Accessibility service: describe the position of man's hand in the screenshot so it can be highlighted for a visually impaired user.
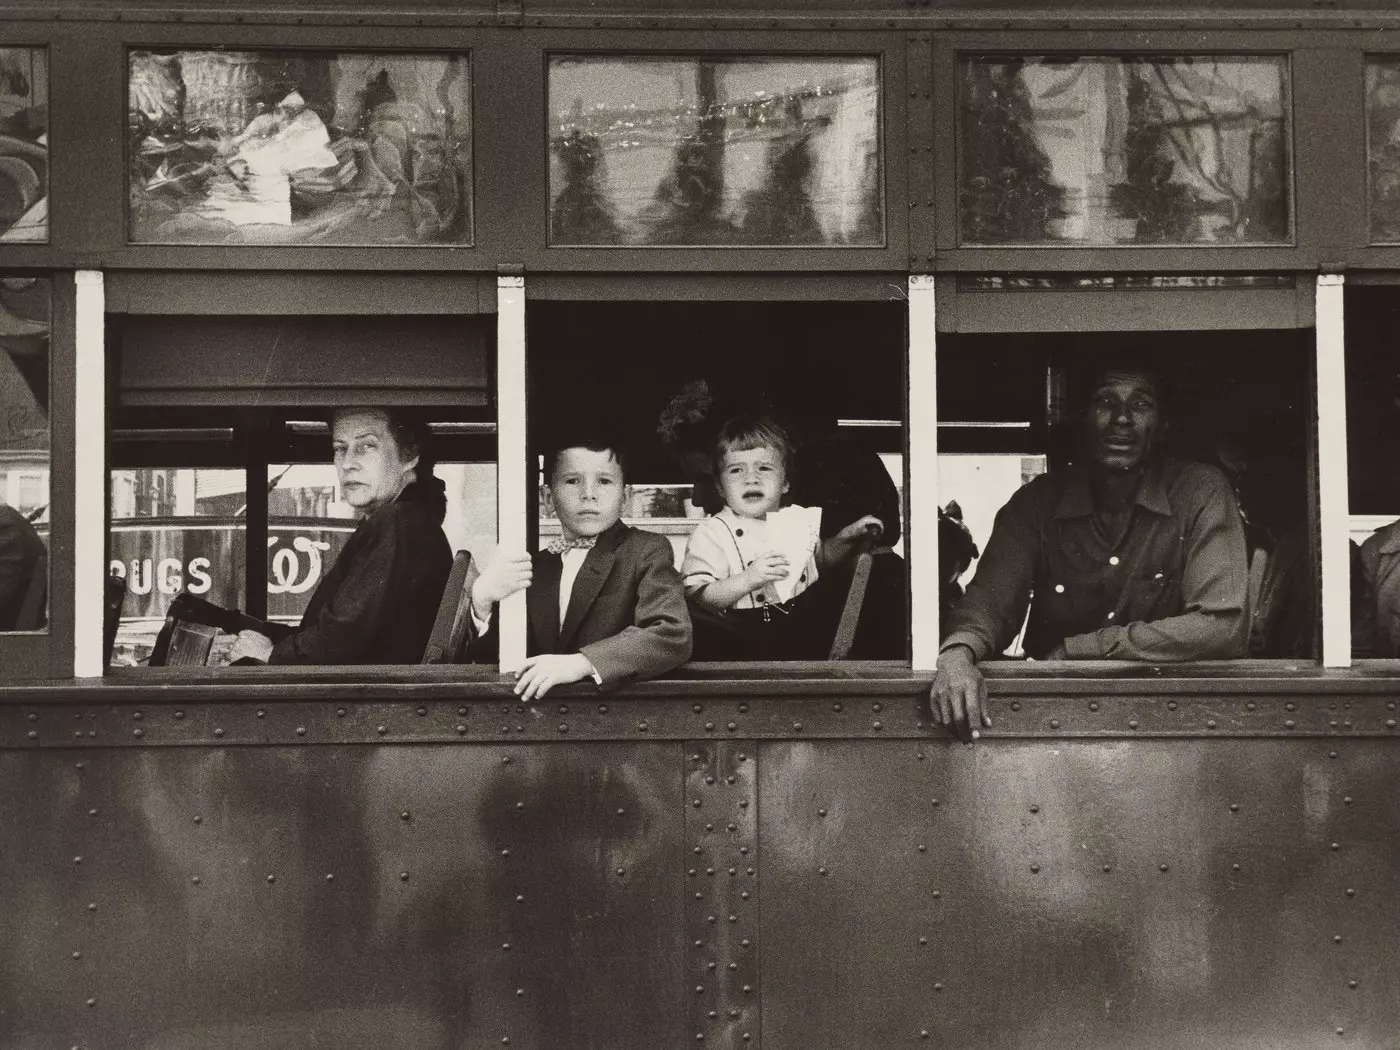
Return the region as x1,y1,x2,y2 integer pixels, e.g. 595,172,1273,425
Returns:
229,629,274,664
743,550,790,590
930,645,991,742
472,552,533,617
513,652,594,701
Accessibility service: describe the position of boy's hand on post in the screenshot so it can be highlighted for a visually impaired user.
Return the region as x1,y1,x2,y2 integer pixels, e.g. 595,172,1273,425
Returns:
472,552,533,616
513,653,594,701
930,644,991,743
743,550,790,590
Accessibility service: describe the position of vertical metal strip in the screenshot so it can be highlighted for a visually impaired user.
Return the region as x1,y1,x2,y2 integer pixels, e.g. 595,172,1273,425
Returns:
1315,274,1351,667
908,275,939,671
73,271,105,678
496,275,528,673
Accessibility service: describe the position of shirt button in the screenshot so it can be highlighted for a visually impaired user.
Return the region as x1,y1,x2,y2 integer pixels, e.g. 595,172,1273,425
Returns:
1107,612,1116,620
1109,556,1120,566
735,528,744,537
1054,584,1065,594
799,574,806,583
1154,572,1164,580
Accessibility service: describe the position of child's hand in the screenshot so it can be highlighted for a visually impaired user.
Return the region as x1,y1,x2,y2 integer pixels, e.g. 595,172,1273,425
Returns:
835,515,885,544
743,550,791,589
513,653,594,701
472,552,533,615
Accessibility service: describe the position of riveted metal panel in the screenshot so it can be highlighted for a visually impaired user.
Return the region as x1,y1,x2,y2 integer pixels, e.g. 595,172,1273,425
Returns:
0,743,684,1050
6,693,1400,748
684,740,761,1048
757,739,1400,1049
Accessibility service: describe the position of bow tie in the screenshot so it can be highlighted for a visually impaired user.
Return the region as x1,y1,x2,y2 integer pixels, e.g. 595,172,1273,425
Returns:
546,534,597,556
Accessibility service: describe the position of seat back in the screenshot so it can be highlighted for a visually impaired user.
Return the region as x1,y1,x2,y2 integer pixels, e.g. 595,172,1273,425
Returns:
829,549,875,660
12,548,46,631
422,550,475,664
103,571,126,662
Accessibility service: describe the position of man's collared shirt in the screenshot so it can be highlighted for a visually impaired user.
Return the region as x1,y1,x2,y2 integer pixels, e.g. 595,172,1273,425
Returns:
942,459,1248,662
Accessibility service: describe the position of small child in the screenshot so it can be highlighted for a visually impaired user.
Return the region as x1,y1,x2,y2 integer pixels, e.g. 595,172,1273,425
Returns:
465,431,692,698
681,415,883,659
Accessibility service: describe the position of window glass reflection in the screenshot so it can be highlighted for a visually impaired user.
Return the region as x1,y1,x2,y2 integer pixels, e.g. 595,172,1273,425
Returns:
0,276,48,633
128,49,472,245
0,48,47,243
959,55,1290,246
1367,57,1400,243
549,55,882,246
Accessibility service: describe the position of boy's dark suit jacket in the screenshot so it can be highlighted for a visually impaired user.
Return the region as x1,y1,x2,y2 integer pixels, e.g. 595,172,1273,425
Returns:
465,521,692,689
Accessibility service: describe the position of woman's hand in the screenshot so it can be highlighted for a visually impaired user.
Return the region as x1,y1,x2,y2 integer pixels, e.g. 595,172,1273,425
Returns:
472,552,533,617
835,514,885,543
229,630,274,664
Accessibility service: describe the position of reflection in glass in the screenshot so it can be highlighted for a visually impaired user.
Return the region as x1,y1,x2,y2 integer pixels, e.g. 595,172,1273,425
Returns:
0,277,49,632
959,55,1290,246
1366,57,1400,243
548,55,881,246
0,49,46,243
128,50,471,245
108,467,248,664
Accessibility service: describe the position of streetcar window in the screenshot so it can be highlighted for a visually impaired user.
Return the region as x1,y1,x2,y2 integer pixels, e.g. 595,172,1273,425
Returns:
958,54,1291,247
529,299,908,662
0,48,47,243
107,313,495,667
938,330,1315,662
128,48,472,246
547,55,882,247
0,275,50,634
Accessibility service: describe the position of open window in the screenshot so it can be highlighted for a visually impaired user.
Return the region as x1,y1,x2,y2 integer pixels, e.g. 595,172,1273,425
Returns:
936,277,1317,665
527,297,907,663
106,309,496,667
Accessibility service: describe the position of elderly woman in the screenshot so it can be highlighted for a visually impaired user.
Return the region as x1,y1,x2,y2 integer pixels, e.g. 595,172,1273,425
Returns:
229,407,452,665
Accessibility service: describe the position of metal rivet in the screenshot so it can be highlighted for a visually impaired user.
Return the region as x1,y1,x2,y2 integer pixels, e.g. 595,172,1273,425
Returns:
819,867,828,876
133,712,143,721
296,726,307,736
741,938,751,947
516,895,524,903
1049,719,1059,729
933,983,943,992
1102,864,1112,873
71,951,81,959
919,936,927,945
833,703,843,712
818,809,827,817
916,751,924,760
931,798,939,806
693,799,702,808
599,705,608,714
1232,863,1241,872
693,704,703,714
191,875,200,884
872,703,883,713
400,811,411,821
266,875,276,883
457,725,467,734
73,856,82,865
502,942,511,951
458,707,468,716
376,725,387,735
1334,935,1343,943
1349,980,1358,989
254,710,264,719
704,722,715,731
1330,843,1340,851
26,730,37,740
1167,701,1177,711
1346,888,1356,897
1284,720,1296,729
1229,803,1239,812
917,844,927,853
1030,805,1039,814
399,871,409,881
1246,702,1256,711
616,868,625,877
86,998,96,1007
557,723,568,733
793,721,804,731
500,849,510,857
502,756,512,765
1330,751,1338,759
932,890,941,899
336,708,347,717
1128,720,1138,730
738,704,748,714
1089,702,1099,712
176,710,187,720
1206,720,1217,729
213,728,224,737
872,721,883,731
88,809,97,817
727,722,738,731
86,903,96,912
325,873,335,882
738,800,749,809
132,728,143,738
1159,863,1169,872
637,721,650,732
193,816,202,825
1030,864,1039,873
1010,702,1021,711
737,753,747,762
1344,796,1353,805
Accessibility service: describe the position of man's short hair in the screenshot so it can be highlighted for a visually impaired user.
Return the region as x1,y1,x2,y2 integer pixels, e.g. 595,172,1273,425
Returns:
542,427,629,484
712,414,794,477
1080,352,1171,416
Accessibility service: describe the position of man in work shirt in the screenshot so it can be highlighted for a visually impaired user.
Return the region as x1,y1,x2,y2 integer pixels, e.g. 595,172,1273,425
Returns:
932,356,1249,739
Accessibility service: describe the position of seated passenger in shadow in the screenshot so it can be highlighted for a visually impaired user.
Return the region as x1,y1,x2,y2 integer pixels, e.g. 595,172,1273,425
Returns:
933,355,1249,738
464,428,691,697
0,495,44,631
939,501,980,626
228,407,452,664
680,415,884,660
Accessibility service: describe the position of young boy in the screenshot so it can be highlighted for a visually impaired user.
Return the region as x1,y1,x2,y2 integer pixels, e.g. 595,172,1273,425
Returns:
465,434,692,699
681,414,883,659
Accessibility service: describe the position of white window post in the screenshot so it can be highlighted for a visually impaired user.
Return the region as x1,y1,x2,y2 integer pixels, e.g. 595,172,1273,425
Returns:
1315,273,1351,667
496,273,528,672
908,275,940,671
74,271,106,677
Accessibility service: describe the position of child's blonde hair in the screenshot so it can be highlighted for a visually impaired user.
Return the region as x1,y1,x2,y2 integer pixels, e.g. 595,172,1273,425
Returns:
712,414,793,478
